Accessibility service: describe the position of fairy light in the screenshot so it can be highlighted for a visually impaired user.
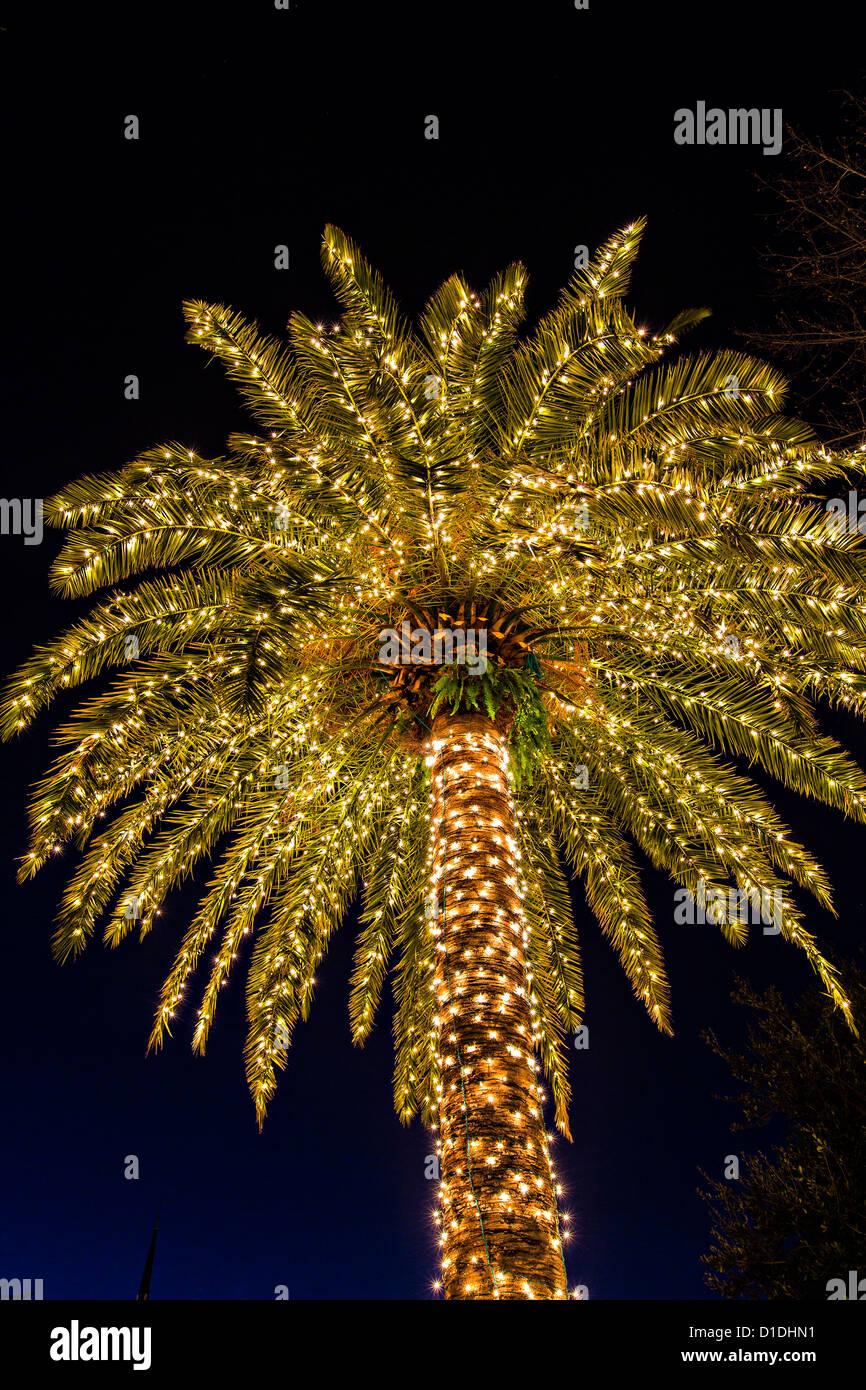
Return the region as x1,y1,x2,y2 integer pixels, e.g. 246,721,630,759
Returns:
426,716,570,1299
3,220,862,1304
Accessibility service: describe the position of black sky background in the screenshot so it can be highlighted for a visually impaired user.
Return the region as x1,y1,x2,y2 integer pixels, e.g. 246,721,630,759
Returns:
1,1,864,1300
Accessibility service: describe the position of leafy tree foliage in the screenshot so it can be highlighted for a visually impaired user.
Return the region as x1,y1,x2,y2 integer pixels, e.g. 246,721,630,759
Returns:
3,220,865,1140
700,963,866,1299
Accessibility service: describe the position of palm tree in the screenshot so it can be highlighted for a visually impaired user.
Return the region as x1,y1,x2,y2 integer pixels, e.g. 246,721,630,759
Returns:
4,220,866,1300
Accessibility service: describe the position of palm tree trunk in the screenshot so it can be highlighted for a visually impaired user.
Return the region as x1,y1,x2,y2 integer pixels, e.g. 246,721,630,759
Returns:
428,710,568,1300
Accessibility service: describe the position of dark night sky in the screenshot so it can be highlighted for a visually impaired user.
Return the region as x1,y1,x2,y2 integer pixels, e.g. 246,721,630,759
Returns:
1,1,864,1300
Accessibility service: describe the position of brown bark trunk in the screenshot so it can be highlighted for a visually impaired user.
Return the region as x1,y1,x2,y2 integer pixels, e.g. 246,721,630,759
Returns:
428,711,568,1300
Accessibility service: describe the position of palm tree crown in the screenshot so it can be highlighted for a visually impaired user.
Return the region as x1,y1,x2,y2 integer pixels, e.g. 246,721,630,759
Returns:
4,218,865,1148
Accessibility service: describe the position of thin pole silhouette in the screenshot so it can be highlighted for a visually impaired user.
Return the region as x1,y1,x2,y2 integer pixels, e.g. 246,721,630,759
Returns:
136,1211,160,1301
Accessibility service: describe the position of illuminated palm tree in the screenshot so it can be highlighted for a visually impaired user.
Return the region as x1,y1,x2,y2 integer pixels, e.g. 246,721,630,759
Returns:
5,220,866,1299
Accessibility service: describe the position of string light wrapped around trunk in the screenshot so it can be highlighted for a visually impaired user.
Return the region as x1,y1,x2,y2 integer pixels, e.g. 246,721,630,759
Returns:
427,711,569,1299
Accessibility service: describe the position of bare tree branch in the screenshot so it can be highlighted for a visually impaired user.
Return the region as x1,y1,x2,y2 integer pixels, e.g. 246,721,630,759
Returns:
740,90,866,444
